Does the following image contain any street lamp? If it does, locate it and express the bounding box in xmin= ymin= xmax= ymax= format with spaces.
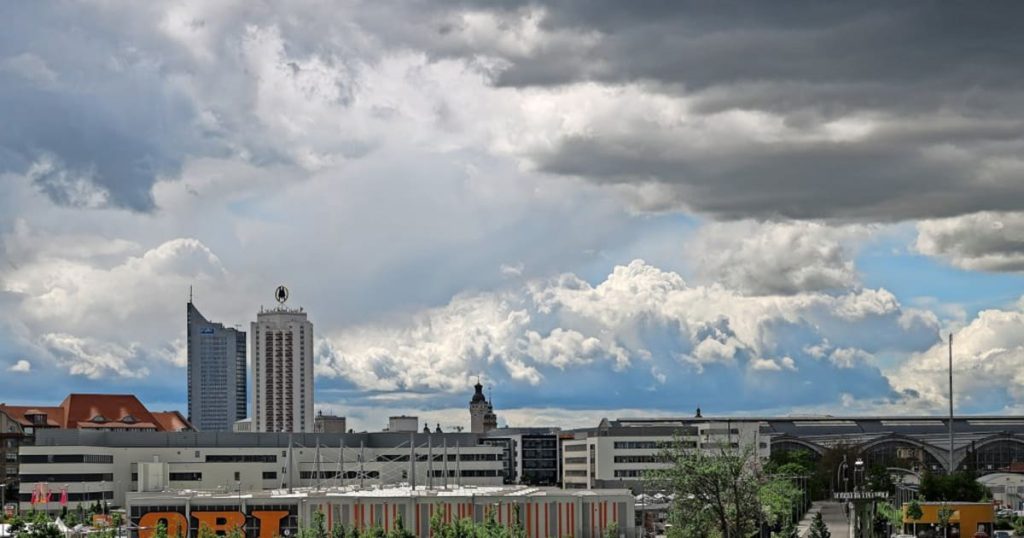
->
xmin=854 ymin=458 xmax=865 ymax=491
xmin=837 ymin=455 xmax=850 ymax=495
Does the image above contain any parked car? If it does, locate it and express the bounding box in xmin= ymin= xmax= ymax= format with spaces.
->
xmin=993 ymin=530 xmax=1013 ymax=538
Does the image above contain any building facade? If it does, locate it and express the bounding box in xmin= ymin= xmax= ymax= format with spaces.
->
xmin=0 ymin=408 xmax=23 ymax=508
xmin=187 ymin=300 xmax=247 ymax=432
xmin=126 ymin=485 xmax=636 ymax=538
xmin=562 ymin=419 xmax=769 ymax=491
xmin=484 ymin=429 xmax=562 ymax=487
xmin=252 ymin=289 xmax=314 ymax=433
xmin=19 ymin=430 xmax=507 ymax=511
xmin=314 ymin=413 xmax=347 ymax=434
xmin=468 ymin=382 xmax=497 ymax=434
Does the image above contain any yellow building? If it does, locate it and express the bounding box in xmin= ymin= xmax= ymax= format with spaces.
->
xmin=902 ymin=502 xmax=994 ymax=537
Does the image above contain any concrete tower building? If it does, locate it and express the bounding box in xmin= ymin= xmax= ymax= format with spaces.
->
xmin=469 ymin=380 xmax=497 ymax=433
xmin=187 ymin=298 xmax=246 ymax=431
xmin=252 ymin=286 xmax=314 ymax=433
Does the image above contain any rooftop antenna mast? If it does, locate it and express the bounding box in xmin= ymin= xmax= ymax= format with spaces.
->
xmin=948 ymin=333 xmax=955 ymax=473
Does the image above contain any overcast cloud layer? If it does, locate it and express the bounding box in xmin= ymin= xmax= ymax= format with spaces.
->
xmin=3 ymin=1 xmax=1024 ymax=431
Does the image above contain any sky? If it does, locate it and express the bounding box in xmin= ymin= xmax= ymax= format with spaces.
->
xmin=3 ymin=1 xmax=1024 ymax=432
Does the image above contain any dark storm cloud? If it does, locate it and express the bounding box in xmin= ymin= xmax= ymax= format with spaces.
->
xmin=0 ymin=3 xmax=200 ymax=211
xmin=385 ymin=1 xmax=1024 ymax=221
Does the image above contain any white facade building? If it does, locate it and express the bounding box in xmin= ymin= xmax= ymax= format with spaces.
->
xmin=252 ymin=288 xmax=314 ymax=433
xmin=19 ymin=430 xmax=506 ymax=511
xmin=562 ymin=418 xmax=770 ymax=491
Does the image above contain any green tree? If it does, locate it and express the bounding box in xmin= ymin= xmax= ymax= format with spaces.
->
xmin=386 ymin=515 xmax=414 ymax=538
xmin=648 ymin=439 xmax=763 ymax=538
xmin=920 ymin=470 xmax=988 ymax=502
xmin=808 ymin=511 xmax=830 ymax=538
xmin=937 ymin=504 xmax=954 ymax=538
xmin=154 ymin=521 xmax=169 ymax=538
xmin=603 ymin=521 xmax=620 ymax=538
xmin=1012 ymin=515 xmax=1024 ymax=537
xmin=906 ymin=500 xmax=924 ymax=537
xmin=197 ymin=522 xmax=218 ymax=538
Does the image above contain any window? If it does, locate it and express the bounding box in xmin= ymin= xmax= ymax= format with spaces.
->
xmin=234 ymin=471 xmax=240 ymax=481
xmin=614 ymin=470 xmax=645 ymax=478
xmin=614 ymin=455 xmax=662 ymax=463
xmin=613 ymin=441 xmax=660 ymax=449
xmin=170 ymin=472 xmax=202 ymax=481
xmin=206 ymin=455 xmax=277 ymax=463
xmin=21 ymin=473 xmax=112 ymax=482
xmin=262 ymin=472 xmax=277 ymax=480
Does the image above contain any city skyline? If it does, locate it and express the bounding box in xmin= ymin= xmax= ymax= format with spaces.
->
xmin=4 ymin=3 xmax=1024 ymax=434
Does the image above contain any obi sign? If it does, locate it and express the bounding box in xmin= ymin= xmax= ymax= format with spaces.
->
xmin=134 ymin=508 xmax=296 ymax=538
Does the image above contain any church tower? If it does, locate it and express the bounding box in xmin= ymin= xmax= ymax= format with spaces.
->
xmin=469 ymin=380 xmax=497 ymax=433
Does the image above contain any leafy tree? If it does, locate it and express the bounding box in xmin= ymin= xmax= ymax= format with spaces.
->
xmin=1012 ymin=515 xmax=1024 ymax=537
xmin=906 ymin=500 xmax=924 ymax=537
xmin=937 ymin=504 xmax=954 ymax=537
xmin=648 ymin=440 xmax=763 ymax=538
xmin=331 ymin=522 xmax=348 ymax=538
xmin=154 ymin=521 xmax=169 ymax=538
xmin=386 ymin=515 xmax=414 ymax=538
xmin=920 ymin=470 xmax=988 ymax=502
xmin=760 ymin=478 xmax=803 ymax=528
xmin=809 ymin=511 xmax=830 ymax=538
xmin=776 ymin=522 xmax=799 ymax=538
xmin=197 ymin=522 xmax=218 ymax=538
xmin=603 ymin=521 xmax=620 ymax=538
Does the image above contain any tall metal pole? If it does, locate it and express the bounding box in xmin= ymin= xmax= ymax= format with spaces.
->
xmin=428 ymin=435 xmax=434 ymax=489
xmin=338 ymin=438 xmax=344 ymax=488
xmin=948 ymin=333 xmax=954 ymax=473
xmin=409 ymin=433 xmax=416 ymax=490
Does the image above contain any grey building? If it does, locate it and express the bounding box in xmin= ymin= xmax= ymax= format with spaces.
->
xmin=187 ymin=300 xmax=246 ymax=432
xmin=20 ymin=429 xmax=508 ymax=511
xmin=485 ymin=428 xmax=562 ymax=487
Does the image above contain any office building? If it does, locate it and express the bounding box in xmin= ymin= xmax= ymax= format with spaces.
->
xmin=127 ymin=484 xmax=636 ymax=538
xmin=562 ymin=419 xmax=769 ymax=491
xmin=388 ymin=416 xmax=418 ymax=433
xmin=19 ymin=430 xmax=507 ymax=511
xmin=468 ymin=381 xmax=497 ymax=434
xmin=314 ymin=412 xmax=347 ymax=434
xmin=187 ymin=299 xmax=247 ymax=432
xmin=484 ymin=428 xmax=562 ymax=486
xmin=252 ymin=286 xmax=314 ymax=433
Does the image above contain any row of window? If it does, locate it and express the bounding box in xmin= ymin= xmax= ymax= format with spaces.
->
xmin=613 ymin=455 xmax=664 ymax=463
xmin=613 ymin=442 xmax=660 ymax=449
xmin=565 ymin=457 xmax=587 ymax=465
xmin=564 ymin=444 xmax=587 ymax=452
xmin=20 ymin=454 xmax=114 ymax=464
xmin=205 ymin=454 xmax=278 ymax=463
xmin=21 ymin=473 xmax=113 ymax=482
xmin=613 ymin=470 xmax=645 ymax=478
xmin=564 ymin=470 xmax=588 ymax=477
xmin=170 ymin=472 xmax=202 ymax=481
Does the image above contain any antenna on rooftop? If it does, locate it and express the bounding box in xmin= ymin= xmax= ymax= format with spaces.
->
xmin=188 ymin=285 xmax=193 ymax=304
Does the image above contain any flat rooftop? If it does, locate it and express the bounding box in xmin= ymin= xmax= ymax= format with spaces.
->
xmin=127 ymin=485 xmax=633 ymax=501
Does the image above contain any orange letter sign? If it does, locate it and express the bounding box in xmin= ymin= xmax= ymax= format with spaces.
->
xmin=139 ymin=512 xmax=188 ymax=538
xmin=193 ymin=511 xmax=246 ymax=536
xmin=251 ymin=511 xmax=289 ymax=538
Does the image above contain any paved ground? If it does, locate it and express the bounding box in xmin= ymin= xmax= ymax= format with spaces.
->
xmin=798 ymin=501 xmax=851 ymax=538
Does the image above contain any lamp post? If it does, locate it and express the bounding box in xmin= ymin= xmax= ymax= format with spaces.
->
xmin=836 ymin=455 xmax=849 ymax=496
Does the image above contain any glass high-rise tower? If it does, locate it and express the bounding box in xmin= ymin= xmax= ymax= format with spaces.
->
xmin=187 ymin=300 xmax=247 ymax=432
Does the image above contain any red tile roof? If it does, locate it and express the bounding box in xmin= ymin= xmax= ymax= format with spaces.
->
xmin=152 ymin=411 xmax=193 ymax=432
xmin=0 ymin=394 xmax=192 ymax=432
